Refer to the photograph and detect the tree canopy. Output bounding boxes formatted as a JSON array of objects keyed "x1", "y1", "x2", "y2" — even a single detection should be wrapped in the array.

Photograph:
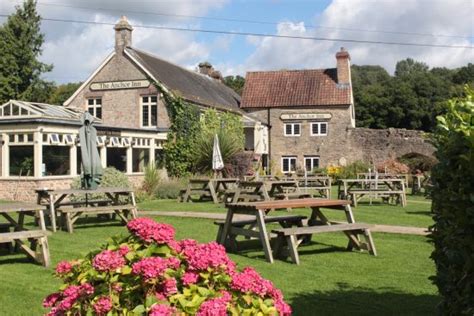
[{"x1": 0, "y1": 0, "x2": 53, "y2": 104}]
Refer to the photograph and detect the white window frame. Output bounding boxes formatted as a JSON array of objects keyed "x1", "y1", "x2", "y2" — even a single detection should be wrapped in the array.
[
  {"x1": 304, "y1": 156, "x2": 320, "y2": 172},
  {"x1": 87, "y1": 98, "x2": 102, "y2": 119},
  {"x1": 310, "y1": 122, "x2": 328, "y2": 136},
  {"x1": 281, "y1": 156, "x2": 297, "y2": 173},
  {"x1": 284, "y1": 122, "x2": 301, "y2": 136},
  {"x1": 141, "y1": 95, "x2": 158, "y2": 128}
]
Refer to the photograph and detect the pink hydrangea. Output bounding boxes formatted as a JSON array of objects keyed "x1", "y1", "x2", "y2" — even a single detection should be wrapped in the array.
[
  {"x1": 149, "y1": 304, "x2": 176, "y2": 316},
  {"x1": 93, "y1": 296, "x2": 113, "y2": 315},
  {"x1": 127, "y1": 218, "x2": 175, "y2": 244},
  {"x1": 162, "y1": 278, "x2": 178, "y2": 296},
  {"x1": 132, "y1": 257, "x2": 176, "y2": 280},
  {"x1": 92, "y1": 250, "x2": 126, "y2": 272},
  {"x1": 55, "y1": 261, "x2": 73, "y2": 275},
  {"x1": 118, "y1": 245, "x2": 130, "y2": 256},
  {"x1": 111, "y1": 283, "x2": 122, "y2": 293},
  {"x1": 275, "y1": 298, "x2": 292, "y2": 316},
  {"x1": 182, "y1": 271, "x2": 199, "y2": 285},
  {"x1": 182, "y1": 241, "x2": 235, "y2": 273},
  {"x1": 231, "y1": 267, "x2": 274, "y2": 297},
  {"x1": 43, "y1": 293, "x2": 61, "y2": 308},
  {"x1": 196, "y1": 292, "x2": 232, "y2": 316}
]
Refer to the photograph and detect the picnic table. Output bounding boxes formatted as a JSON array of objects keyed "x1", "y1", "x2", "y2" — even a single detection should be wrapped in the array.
[
  {"x1": 0, "y1": 203, "x2": 51, "y2": 266},
  {"x1": 412, "y1": 174, "x2": 431, "y2": 195},
  {"x1": 36, "y1": 187, "x2": 138, "y2": 233},
  {"x1": 231, "y1": 181, "x2": 270, "y2": 203},
  {"x1": 179, "y1": 178, "x2": 239, "y2": 203},
  {"x1": 218, "y1": 199, "x2": 376, "y2": 264},
  {"x1": 338, "y1": 178, "x2": 407, "y2": 207},
  {"x1": 295, "y1": 176, "x2": 331, "y2": 198}
]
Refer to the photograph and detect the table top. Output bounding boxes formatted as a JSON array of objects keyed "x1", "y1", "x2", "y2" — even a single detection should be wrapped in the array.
[
  {"x1": 214, "y1": 178, "x2": 239, "y2": 183},
  {"x1": 0, "y1": 203, "x2": 46, "y2": 213},
  {"x1": 266, "y1": 180, "x2": 297, "y2": 186},
  {"x1": 35, "y1": 187, "x2": 133, "y2": 195},
  {"x1": 341, "y1": 178, "x2": 405, "y2": 183},
  {"x1": 228, "y1": 198, "x2": 350, "y2": 209}
]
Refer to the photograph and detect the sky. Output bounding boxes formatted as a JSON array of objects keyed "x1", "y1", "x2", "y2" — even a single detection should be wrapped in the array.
[{"x1": 1, "y1": 0, "x2": 473, "y2": 84}]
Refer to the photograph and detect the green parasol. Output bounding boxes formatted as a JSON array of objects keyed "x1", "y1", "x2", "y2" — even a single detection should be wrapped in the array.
[{"x1": 79, "y1": 112, "x2": 103, "y2": 189}]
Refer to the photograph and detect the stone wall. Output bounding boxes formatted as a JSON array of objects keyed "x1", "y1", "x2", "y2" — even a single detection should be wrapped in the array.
[{"x1": 347, "y1": 127, "x2": 435, "y2": 164}]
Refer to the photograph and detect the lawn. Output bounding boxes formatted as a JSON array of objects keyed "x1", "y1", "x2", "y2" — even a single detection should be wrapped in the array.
[
  {"x1": 139, "y1": 188, "x2": 434, "y2": 228},
  {"x1": 0, "y1": 195, "x2": 439, "y2": 315}
]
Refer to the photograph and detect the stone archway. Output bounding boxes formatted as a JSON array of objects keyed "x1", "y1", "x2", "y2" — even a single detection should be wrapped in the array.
[{"x1": 397, "y1": 152, "x2": 438, "y2": 173}]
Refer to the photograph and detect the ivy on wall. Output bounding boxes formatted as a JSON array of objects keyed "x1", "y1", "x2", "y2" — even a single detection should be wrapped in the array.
[{"x1": 151, "y1": 82, "x2": 244, "y2": 177}]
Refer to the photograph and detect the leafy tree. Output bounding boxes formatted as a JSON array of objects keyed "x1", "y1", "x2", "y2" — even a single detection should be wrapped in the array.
[
  {"x1": 453, "y1": 63, "x2": 474, "y2": 85},
  {"x1": 223, "y1": 75, "x2": 245, "y2": 95},
  {"x1": 0, "y1": 0, "x2": 53, "y2": 104},
  {"x1": 49, "y1": 82, "x2": 82, "y2": 105}
]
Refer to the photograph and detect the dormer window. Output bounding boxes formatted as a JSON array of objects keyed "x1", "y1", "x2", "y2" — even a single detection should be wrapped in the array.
[
  {"x1": 87, "y1": 98, "x2": 102, "y2": 119},
  {"x1": 141, "y1": 96, "x2": 158, "y2": 127}
]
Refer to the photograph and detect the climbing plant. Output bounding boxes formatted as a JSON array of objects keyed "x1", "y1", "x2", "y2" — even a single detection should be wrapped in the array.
[{"x1": 430, "y1": 86, "x2": 474, "y2": 314}]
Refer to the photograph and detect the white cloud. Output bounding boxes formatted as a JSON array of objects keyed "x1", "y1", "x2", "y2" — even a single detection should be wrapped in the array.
[{"x1": 236, "y1": 0, "x2": 474, "y2": 74}]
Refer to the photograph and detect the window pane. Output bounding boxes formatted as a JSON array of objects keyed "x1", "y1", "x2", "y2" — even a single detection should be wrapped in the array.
[
  {"x1": 27, "y1": 134, "x2": 33, "y2": 142},
  {"x1": 88, "y1": 99, "x2": 94, "y2": 105},
  {"x1": 282, "y1": 158, "x2": 289, "y2": 172},
  {"x1": 21, "y1": 107, "x2": 28, "y2": 115},
  {"x1": 88, "y1": 108, "x2": 94, "y2": 115},
  {"x1": 151, "y1": 96, "x2": 157, "y2": 103},
  {"x1": 106, "y1": 148, "x2": 127, "y2": 172},
  {"x1": 142, "y1": 105, "x2": 149, "y2": 127},
  {"x1": 4, "y1": 105, "x2": 10, "y2": 116},
  {"x1": 320, "y1": 123, "x2": 327, "y2": 134},
  {"x1": 43, "y1": 146, "x2": 70, "y2": 175},
  {"x1": 290, "y1": 158, "x2": 296, "y2": 171},
  {"x1": 142, "y1": 96, "x2": 148, "y2": 103},
  {"x1": 285, "y1": 124, "x2": 292, "y2": 135},
  {"x1": 96, "y1": 98, "x2": 102, "y2": 105},
  {"x1": 151, "y1": 105, "x2": 157, "y2": 126},
  {"x1": 96, "y1": 107, "x2": 102, "y2": 119},
  {"x1": 312, "y1": 123, "x2": 319, "y2": 135},
  {"x1": 294, "y1": 124, "x2": 300, "y2": 135},
  {"x1": 132, "y1": 148, "x2": 149, "y2": 172},
  {"x1": 155, "y1": 149, "x2": 165, "y2": 168},
  {"x1": 9, "y1": 146, "x2": 34, "y2": 176},
  {"x1": 305, "y1": 159, "x2": 312, "y2": 171}
]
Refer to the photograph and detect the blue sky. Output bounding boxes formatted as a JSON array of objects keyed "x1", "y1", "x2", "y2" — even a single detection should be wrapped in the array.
[{"x1": 0, "y1": 0, "x2": 472, "y2": 83}]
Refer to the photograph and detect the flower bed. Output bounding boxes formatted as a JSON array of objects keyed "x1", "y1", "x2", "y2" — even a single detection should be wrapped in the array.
[{"x1": 43, "y1": 218, "x2": 291, "y2": 315}]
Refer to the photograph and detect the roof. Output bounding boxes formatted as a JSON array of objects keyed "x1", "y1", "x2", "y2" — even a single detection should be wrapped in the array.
[
  {"x1": 125, "y1": 47, "x2": 241, "y2": 110},
  {"x1": 0, "y1": 100, "x2": 83, "y2": 121},
  {"x1": 240, "y1": 69, "x2": 351, "y2": 108}
]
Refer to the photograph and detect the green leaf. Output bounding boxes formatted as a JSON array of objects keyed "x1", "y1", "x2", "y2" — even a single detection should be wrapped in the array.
[
  {"x1": 132, "y1": 305, "x2": 145, "y2": 315},
  {"x1": 121, "y1": 266, "x2": 132, "y2": 275}
]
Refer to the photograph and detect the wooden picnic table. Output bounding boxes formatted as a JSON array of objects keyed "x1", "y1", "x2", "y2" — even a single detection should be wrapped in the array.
[
  {"x1": 338, "y1": 178, "x2": 407, "y2": 207},
  {"x1": 295, "y1": 176, "x2": 331, "y2": 198},
  {"x1": 412, "y1": 174, "x2": 431, "y2": 195},
  {"x1": 36, "y1": 187, "x2": 138, "y2": 233},
  {"x1": 231, "y1": 181, "x2": 270, "y2": 203},
  {"x1": 219, "y1": 198, "x2": 376, "y2": 264},
  {"x1": 0, "y1": 203, "x2": 51, "y2": 266},
  {"x1": 180, "y1": 178, "x2": 239, "y2": 203}
]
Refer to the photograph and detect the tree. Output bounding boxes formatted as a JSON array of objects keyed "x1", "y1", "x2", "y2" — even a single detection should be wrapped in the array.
[
  {"x1": 0, "y1": 0, "x2": 53, "y2": 104},
  {"x1": 223, "y1": 75, "x2": 245, "y2": 95},
  {"x1": 49, "y1": 82, "x2": 82, "y2": 105}
]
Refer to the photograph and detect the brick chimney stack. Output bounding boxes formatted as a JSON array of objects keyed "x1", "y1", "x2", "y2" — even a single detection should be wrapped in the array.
[
  {"x1": 335, "y1": 47, "x2": 351, "y2": 85},
  {"x1": 114, "y1": 16, "x2": 133, "y2": 53},
  {"x1": 198, "y1": 62, "x2": 213, "y2": 76}
]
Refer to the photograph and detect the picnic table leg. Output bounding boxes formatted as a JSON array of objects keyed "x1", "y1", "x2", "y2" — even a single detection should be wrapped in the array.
[
  {"x1": 218, "y1": 208, "x2": 234, "y2": 246},
  {"x1": 182, "y1": 185, "x2": 192, "y2": 202},
  {"x1": 49, "y1": 194, "x2": 57, "y2": 232},
  {"x1": 130, "y1": 192, "x2": 138, "y2": 218},
  {"x1": 343, "y1": 204, "x2": 356, "y2": 224},
  {"x1": 255, "y1": 209, "x2": 274, "y2": 263},
  {"x1": 38, "y1": 236, "x2": 51, "y2": 267},
  {"x1": 208, "y1": 182, "x2": 219, "y2": 204},
  {"x1": 38, "y1": 209, "x2": 47, "y2": 231}
]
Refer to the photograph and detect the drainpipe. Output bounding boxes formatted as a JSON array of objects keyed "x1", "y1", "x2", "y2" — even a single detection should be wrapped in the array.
[{"x1": 267, "y1": 108, "x2": 271, "y2": 175}]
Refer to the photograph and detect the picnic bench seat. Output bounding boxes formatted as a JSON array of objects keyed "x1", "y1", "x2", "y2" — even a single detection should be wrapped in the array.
[
  {"x1": 272, "y1": 223, "x2": 377, "y2": 265},
  {"x1": 57, "y1": 205, "x2": 137, "y2": 233},
  {"x1": 274, "y1": 192, "x2": 312, "y2": 200},
  {"x1": 215, "y1": 215, "x2": 307, "y2": 250},
  {"x1": 0, "y1": 230, "x2": 51, "y2": 267}
]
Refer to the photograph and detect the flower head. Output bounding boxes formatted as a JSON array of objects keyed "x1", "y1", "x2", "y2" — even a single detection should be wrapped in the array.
[
  {"x1": 92, "y1": 250, "x2": 126, "y2": 272},
  {"x1": 196, "y1": 292, "x2": 231, "y2": 316},
  {"x1": 127, "y1": 218, "x2": 175, "y2": 244},
  {"x1": 55, "y1": 261, "x2": 73, "y2": 275},
  {"x1": 93, "y1": 296, "x2": 113, "y2": 316},
  {"x1": 132, "y1": 257, "x2": 176, "y2": 281},
  {"x1": 149, "y1": 304, "x2": 176, "y2": 316},
  {"x1": 231, "y1": 267, "x2": 274, "y2": 297},
  {"x1": 182, "y1": 241, "x2": 235, "y2": 273}
]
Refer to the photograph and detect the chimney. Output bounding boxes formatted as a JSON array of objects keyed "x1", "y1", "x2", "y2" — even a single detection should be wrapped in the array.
[
  {"x1": 198, "y1": 62, "x2": 213, "y2": 76},
  {"x1": 335, "y1": 47, "x2": 351, "y2": 85},
  {"x1": 114, "y1": 16, "x2": 133, "y2": 53}
]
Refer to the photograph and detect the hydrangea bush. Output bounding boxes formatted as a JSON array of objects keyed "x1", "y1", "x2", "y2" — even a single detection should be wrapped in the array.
[{"x1": 43, "y1": 218, "x2": 291, "y2": 315}]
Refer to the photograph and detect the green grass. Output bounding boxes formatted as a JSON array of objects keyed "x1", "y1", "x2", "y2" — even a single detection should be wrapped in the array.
[
  {"x1": 138, "y1": 188, "x2": 433, "y2": 228},
  {"x1": 0, "y1": 213, "x2": 438, "y2": 315}
]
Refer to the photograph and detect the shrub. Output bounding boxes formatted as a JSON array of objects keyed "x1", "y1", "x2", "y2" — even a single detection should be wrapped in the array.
[
  {"x1": 397, "y1": 153, "x2": 437, "y2": 173},
  {"x1": 142, "y1": 164, "x2": 161, "y2": 197},
  {"x1": 225, "y1": 151, "x2": 254, "y2": 178},
  {"x1": 154, "y1": 178, "x2": 188, "y2": 200},
  {"x1": 337, "y1": 160, "x2": 371, "y2": 179},
  {"x1": 375, "y1": 159, "x2": 409, "y2": 174},
  {"x1": 430, "y1": 88, "x2": 474, "y2": 314},
  {"x1": 43, "y1": 218, "x2": 291, "y2": 315}
]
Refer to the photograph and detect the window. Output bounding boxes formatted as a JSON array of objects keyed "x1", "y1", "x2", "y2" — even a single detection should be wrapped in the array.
[
  {"x1": 281, "y1": 156, "x2": 297, "y2": 173},
  {"x1": 310, "y1": 122, "x2": 328, "y2": 136},
  {"x1": 284, "y1": 123, "x2": 301, "y2": 136},
  {"x1": 132, "y1": 148, "x2": 149, "y2": 173},
  {"x1": 9, "y1": 146, "x2": 34, "y2": 176},
  {"x1": 304, "y1": 156, "x2": 320, "y2": 172},
  {"x1": 141, "y1": 96, "x2": 158, "y2": 127},
  {"x1": 106, "y1": 148, "x2": 127, "y2": 172},
  {"x1": 43, "y1": 146, "x2": 70, "y2": 175},
  {"x1": 87, "y1": 98, "x2": 102, "y2": 119}
]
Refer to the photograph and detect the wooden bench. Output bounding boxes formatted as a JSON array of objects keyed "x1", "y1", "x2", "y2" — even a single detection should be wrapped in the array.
[
  {"x1": 272, "y1": 223, "x2": 377, "y2": 265},
  {"x1": 0, "y1": 230, "x2": 51, "y2": 267},
  {"x1": 348, "y1": 190, "x2": 406, "y2": 207},
  {"x1": 215, "y1": 215, "x2": 307, "y2": 250},
  {"x1": 58, "y1": 205, "x2": 137, "y2": 233},
  {"x1": 274, "y1": 192, "x2": 312, "y2": 200}
]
